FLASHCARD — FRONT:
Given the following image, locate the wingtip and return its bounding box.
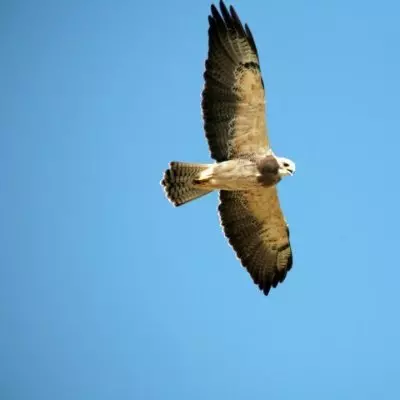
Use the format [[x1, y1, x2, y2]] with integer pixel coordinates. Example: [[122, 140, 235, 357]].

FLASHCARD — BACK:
[[218, 0, 229, 16], [256, 280, 271, 296], [210, 3, 219, 19]]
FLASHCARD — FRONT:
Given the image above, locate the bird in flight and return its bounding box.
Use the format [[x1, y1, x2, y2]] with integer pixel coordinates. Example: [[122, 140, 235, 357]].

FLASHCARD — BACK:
[[161, 1, 295, 296]]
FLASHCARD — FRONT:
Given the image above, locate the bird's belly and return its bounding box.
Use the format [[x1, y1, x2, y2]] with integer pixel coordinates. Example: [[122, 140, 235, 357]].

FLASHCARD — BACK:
[[198, 160, 261, 191]]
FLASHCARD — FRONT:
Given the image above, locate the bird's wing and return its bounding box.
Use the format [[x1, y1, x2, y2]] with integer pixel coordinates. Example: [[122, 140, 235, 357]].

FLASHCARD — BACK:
[[218, 189, 292, 296], [202, 1, 269, 162]]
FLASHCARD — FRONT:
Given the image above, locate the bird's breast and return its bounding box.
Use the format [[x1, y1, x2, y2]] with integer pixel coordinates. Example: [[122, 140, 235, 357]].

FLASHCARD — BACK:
[[198, 159, 264, 190]]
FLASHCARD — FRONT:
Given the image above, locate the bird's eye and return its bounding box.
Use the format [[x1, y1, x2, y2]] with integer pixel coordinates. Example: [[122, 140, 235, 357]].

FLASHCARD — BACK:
[[283, 162, 289, 167]]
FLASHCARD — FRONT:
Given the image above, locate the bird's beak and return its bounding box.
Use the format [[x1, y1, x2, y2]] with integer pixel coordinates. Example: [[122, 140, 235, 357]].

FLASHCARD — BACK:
[[287, 169, 294, 176]]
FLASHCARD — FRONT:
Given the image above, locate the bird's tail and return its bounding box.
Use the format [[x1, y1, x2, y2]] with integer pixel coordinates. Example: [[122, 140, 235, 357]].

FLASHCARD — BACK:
[[161, 161, 213, 206]]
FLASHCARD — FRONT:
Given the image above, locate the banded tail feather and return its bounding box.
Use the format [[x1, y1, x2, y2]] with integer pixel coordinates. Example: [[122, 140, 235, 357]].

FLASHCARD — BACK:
[[161, 162, 213, 206]]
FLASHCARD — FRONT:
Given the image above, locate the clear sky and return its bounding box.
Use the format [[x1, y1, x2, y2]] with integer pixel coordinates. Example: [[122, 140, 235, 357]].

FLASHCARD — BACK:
[[2, 0, 400, 399]]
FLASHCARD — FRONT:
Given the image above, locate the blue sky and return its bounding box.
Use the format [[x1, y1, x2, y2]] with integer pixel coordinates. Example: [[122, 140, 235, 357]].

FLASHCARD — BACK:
[[2, 0, 400, 398]]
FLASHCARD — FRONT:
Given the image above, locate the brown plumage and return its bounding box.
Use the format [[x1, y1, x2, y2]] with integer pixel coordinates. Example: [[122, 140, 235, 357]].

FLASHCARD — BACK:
[[219, 190, 292, 295], [161, 1, 295, 296], [202, 1, 268, 161], [162, 162, 212, 206]]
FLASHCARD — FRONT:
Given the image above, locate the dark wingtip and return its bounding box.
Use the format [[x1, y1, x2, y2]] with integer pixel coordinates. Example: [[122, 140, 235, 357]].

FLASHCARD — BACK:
[[208, 1, 259, 58], [210, 4, 219, 19], [244, 23, 259, 57], [262, 285, 271, 296]]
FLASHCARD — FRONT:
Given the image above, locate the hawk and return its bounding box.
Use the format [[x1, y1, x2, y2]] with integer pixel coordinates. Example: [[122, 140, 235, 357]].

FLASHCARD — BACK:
[[161, 1, 296, 296]]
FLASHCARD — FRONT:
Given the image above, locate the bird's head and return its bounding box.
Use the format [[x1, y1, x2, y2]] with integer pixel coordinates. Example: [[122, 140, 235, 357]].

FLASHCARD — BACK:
[[276, 156, 296, 177]]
